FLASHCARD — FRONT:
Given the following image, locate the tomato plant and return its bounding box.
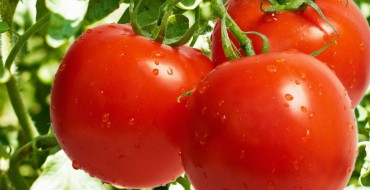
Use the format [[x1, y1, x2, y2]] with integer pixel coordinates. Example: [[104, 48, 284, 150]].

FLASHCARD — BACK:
[[182, 51, 358, 190], [1, 0, 370, 189], [50, 23, 213, 188], [211, 0, 370, 106]]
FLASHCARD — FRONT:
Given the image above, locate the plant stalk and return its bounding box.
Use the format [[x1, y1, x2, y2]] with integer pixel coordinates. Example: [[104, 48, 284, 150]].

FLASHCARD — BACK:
[[211, 0, 255, 56]]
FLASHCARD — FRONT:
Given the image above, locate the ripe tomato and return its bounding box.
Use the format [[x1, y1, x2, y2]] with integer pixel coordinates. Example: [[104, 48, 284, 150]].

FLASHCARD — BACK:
[[50, 23, 213, 188], [211, 0, 370, 106], [182, 51, 357, 190]]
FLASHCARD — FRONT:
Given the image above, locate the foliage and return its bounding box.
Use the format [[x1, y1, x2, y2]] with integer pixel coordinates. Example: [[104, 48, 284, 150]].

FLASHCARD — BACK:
[[0, 0, 369, 189]]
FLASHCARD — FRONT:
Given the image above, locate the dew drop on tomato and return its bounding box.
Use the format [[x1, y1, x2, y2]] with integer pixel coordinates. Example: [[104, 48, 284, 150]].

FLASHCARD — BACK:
[[265, 65, 278, 73], [128, 118, 135, 126], [72, 160, 81, 170], [300, 106, 308, 113], [299, 73, 306, 81], [153, 69, 159, 76], [285, 94, 294, 101], [167, 67, 173, 75]]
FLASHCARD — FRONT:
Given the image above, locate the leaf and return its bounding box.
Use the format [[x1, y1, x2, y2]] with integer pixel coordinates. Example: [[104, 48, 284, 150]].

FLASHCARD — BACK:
[[31, 151, 105, 190], [45, 0, 90, 48], [360, 142, 370, 186], [84, 0, 121, 25], [177, 0, 202, 10], [0, 22, 9, 34], [164, 14, 189, 44]]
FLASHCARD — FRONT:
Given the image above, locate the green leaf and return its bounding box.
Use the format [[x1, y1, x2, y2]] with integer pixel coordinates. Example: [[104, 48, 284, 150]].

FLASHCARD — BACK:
[[178, 0, 202, 10], [45, 0, 90, 48], [360, 142, 370, 186], [0, 22, 9, 34], [84, 0, 121, 25], [164, 14, 189, 44], [30, 151, 105, 190]]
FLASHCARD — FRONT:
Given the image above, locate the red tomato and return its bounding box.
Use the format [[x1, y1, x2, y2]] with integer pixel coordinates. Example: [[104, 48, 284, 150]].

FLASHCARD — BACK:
[[50, 23, 213, 188], [182, 51, 357, 190], [211, 0, 370, 106]]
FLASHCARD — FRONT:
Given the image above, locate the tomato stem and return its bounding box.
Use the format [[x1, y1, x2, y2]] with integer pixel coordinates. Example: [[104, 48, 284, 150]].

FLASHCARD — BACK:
[[2, 14, 50, 144], [311, 40, 337, 57], [8, 133, 60, 190], [261, 0, 337, 34], [153, 0, 181, 43], [244, 31, 270, 53], [211, 0, 256, 57]]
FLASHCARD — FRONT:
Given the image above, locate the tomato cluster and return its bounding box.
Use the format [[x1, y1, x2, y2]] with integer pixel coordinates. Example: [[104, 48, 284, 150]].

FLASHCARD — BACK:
[[50, 0, 369, 189]]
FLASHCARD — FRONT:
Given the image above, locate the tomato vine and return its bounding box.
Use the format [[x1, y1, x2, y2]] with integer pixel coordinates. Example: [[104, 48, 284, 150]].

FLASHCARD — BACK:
[[0, 0, 369, 190]]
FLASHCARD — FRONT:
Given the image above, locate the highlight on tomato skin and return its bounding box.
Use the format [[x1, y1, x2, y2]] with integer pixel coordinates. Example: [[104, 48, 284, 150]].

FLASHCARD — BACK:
[[182, 51, 358, 190], [50, 23, 214, 189], [211, 0, 370, 106]]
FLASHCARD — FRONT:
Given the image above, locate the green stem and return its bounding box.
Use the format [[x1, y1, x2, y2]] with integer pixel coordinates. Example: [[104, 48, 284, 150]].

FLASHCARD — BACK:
[[5, 76, 37, 143], [211, 0, 255, 56], [3, 14, 49, 143], [5, 14, 50, 69], [8, 134, 60, 190], [153, 0, 181, 43]]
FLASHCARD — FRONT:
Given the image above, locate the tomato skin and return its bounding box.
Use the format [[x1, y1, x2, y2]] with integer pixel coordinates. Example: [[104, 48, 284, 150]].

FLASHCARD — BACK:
[[182, 51, 357, 190], [211, 0, 370, 106], [50, 23, 213, 188]]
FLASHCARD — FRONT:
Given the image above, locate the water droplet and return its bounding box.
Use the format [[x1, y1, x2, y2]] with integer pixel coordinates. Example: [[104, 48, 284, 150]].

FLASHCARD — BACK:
[[285, 94, 294, 101], [301, 129, 310, 142], [263, 13, 278, 23], [102, 113, 111, 128], [128, 118, 135, 126], [275, 58, 285, 63], [309, 113, 315, 120], [85, 29, 92, 33], [295, 80, 301, 85], [198, 82, 209, 94], [293, 160, 299, 170], [220, 114, 227, 123], [100, 90, 104, 94], [265, 65, 278, 73], [153, 69, 159, 76], [301, 106, 308, 113], [72, 161, 81, 170], [58, 63, 66, 72], [154, 60, 160, 65], [167, 68, 173, 75], [299, 73, 306, 81], [346, 166, 352, 174], [283, 103, 290, 108], [359, 42, 365, 51], [201, 106, 207, 115], [218, 101, 225, 106], [240, 150, 246, 159], [349, 123, 355, 131], [153, 52, 163, 57]]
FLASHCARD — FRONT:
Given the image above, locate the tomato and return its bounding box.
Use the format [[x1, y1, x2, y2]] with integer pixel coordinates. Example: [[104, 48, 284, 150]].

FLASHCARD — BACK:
[[181, 51, 357, 190], [50, 23, 213, 188], [211, 0, 370, 106]]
